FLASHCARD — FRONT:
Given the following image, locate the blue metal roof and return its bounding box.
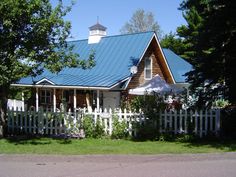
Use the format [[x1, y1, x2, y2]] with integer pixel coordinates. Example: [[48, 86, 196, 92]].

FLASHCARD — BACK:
[[16, 32, 192, 87], [162, 48, 192, 83], [17, 31, 154, 88]]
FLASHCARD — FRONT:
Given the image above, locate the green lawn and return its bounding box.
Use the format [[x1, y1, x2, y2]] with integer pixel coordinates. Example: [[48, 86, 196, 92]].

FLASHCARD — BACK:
[[0, 137, 235, 155]]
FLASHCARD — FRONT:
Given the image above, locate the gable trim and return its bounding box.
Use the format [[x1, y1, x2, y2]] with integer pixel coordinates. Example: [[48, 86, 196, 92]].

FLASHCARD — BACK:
[[36, 78, 55, 85], [125, 33, 175, 88], [153, 34, 175, 84], [109, 77, 130, 89]]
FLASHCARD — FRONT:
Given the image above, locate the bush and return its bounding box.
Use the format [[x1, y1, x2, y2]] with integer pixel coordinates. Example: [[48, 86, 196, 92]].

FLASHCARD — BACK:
[[111, 116, 128, 139], [134, 121, 158, 141], [221, 106, 236, 138], [81, 115, 105, 138]]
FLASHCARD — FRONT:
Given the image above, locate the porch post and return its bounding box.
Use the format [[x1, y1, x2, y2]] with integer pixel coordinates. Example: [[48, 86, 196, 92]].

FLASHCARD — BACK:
[[96, 90, 100, 110], [53, 88, 56, 112], [21, 92, 24, 111], [73, 89, 76, 110], [36, 87, 39, 111]]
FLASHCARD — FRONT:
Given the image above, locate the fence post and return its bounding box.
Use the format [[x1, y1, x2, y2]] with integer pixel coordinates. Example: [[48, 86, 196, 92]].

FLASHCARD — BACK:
[[205, 109, 208, 136], [194, 110, 198, 135], [215, 109, 221, 135], [210, 109, 213, 131], [184, 110, 187, 133], [199, 110, 203, 138], [159, 110, 162, 133], [174, 110, 177, 134], [45, 109, 49, 134], [109, 108, 112, 135], [94, 108, 98, 124], [179, 109, 183, 133]]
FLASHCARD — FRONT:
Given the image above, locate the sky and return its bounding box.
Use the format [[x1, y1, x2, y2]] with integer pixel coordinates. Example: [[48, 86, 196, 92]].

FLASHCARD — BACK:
[[52, 0, 186, 40]]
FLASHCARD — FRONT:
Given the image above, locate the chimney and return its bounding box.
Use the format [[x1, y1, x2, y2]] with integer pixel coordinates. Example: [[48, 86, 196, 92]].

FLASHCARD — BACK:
[[88, 22, 107, 44]]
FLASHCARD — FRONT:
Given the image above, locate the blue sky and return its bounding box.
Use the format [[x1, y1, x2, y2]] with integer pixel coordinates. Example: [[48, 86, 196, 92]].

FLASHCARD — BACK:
[[53, 0, 185, 40]]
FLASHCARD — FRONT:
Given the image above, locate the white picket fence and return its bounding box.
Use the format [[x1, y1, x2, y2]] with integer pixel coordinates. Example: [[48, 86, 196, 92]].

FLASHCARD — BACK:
[[159, 109, 221, 137], [7, 107, 220, 137]]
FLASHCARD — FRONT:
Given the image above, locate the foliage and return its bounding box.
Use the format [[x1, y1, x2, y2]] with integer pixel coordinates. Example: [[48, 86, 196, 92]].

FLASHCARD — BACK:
[[212, 99, 230, 109], [93, 120, 105, 139], [177, 0, 236, 106], [120, 9, 162, 39], [160, 32, 186, 56], [221, 106, 236, 138], [134, 121, 158, 141], [0, 0, 95, 135], [111, 115, 128, 139], [81, 115, 105, 138]]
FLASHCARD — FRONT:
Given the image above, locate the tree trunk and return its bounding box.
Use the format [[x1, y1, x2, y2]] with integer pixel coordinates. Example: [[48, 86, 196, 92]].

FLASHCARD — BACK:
[[0, 85, 9, 137]]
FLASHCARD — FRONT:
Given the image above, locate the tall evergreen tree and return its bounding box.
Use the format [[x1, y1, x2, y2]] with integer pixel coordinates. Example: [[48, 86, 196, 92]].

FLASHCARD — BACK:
[[178, 0, 236, 107], [160, 32, 186, 56]]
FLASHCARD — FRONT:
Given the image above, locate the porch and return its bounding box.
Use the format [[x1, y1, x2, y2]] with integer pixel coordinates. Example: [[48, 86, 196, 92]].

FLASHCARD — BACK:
[[22, 87, 121, 112]]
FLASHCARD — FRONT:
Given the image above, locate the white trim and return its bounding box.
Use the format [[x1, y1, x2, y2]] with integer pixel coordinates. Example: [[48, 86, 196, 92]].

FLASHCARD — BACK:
[[144, 57, 152, 80], [136, 34, 154, 66], [153, 34, 175, 84], [21, 92, 24, 111], [11, 84, 110, 90], [53, 88, 56, 112], [36, 88, 39, 111], [36, 78, 55, 85], [109, 77, 130, 89], [96, 90, 100, 110], [125, 33, 175, 88], [124, 77, 132, 90], [73, 89, 76, 109]]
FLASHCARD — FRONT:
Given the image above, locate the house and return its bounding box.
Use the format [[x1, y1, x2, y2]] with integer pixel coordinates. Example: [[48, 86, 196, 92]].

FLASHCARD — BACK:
[[11, 23, 192, 111]]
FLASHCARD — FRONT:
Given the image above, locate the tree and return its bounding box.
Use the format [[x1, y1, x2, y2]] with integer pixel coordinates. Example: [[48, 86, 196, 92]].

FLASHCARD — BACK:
[[0, 0, 92, 136], [177, 0, 236, 107], [160, 32, 186, 56], [120, 9, 162, 39]]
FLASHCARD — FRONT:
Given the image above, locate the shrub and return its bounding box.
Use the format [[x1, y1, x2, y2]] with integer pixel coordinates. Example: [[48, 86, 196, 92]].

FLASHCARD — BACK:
[[111, 116, 128, 139], [93, 120, 105, 138], [81, 115, 105, 138], [134, 121, 159, 141], [221, 106, 236, 138]]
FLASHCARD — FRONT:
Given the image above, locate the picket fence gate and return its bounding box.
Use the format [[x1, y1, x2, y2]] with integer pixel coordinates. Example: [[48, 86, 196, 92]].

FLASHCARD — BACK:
[[7, 107, 220, 137]]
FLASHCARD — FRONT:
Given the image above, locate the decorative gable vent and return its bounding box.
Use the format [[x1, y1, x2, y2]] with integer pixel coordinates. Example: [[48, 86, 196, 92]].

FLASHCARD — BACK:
[[88, 22, 107, 44]]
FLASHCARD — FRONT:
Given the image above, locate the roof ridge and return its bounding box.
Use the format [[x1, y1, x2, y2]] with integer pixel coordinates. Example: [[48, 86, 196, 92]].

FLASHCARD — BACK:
[[102, 31, 155, 39], [67, 31, 155, 43]]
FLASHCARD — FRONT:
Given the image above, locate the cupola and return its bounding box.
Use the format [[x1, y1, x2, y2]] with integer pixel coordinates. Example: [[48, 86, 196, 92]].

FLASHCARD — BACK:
[[88, 22, 107, 44]]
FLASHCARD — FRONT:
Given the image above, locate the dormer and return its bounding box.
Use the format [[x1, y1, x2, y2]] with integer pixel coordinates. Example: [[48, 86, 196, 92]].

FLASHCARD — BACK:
[[88, 22, 107, 44]]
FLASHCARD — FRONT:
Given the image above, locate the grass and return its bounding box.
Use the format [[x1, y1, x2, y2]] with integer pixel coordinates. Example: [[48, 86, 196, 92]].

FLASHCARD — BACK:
[[0, 136, 236, 155]]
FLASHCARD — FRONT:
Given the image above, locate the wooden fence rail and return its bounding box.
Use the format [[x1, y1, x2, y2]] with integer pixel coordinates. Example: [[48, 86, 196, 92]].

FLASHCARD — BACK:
[[7, 107, 220, 137]]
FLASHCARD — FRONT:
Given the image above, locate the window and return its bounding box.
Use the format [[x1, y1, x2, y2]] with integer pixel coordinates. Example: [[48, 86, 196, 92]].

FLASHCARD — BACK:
[[144, 57, 152, 80], [40, 90, 52, 104]]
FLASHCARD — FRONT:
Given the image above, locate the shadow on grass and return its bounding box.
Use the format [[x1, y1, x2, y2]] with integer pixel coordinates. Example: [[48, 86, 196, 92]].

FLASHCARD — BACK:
[[182, 138, 236, 152], [6, 135, 72, 145], [131, 133, 236, 152]]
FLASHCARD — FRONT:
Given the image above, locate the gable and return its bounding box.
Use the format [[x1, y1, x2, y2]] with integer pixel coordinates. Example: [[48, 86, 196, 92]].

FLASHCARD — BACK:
[[127, 35, 175, 90]]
